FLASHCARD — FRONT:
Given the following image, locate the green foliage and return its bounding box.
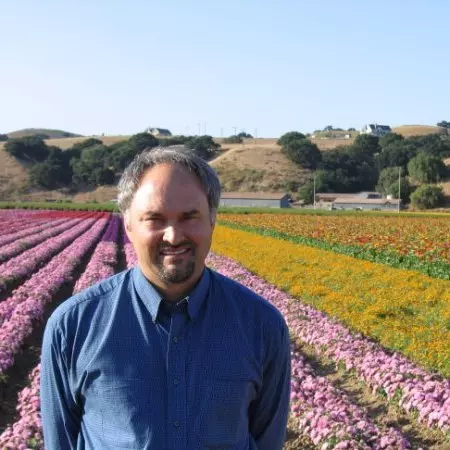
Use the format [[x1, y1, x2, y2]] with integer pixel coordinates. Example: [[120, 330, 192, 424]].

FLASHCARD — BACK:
[[127, 133, 159, 152], [318, 147, 378, 192], [237, 132, 253, 139], [410, 184, 445, 210], [158, 135, 191, 147], [0, 201, 116, 211], [69, 138, 103, 152], [376, 140, 418, 172], [437, 120, 450, 129], [72, 144, 115, 187], [376, 167, 404, 194], [407, 152, 448, 183], [223, 135, 243, 144], [282, 139, 322, 169], [277, 131, 306, 147], [387, 178, 414, 204], [185, 135, 220, 160], [4, 136, 49, 162], [0, 134, 8, 141], [352, 134, 381, 156], [379, 133, 404, 149]]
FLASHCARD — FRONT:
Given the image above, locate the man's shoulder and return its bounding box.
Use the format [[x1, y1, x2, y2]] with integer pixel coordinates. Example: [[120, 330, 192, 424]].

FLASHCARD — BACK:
[[210, 269, 287, 329], [46, 269, 132, 330]]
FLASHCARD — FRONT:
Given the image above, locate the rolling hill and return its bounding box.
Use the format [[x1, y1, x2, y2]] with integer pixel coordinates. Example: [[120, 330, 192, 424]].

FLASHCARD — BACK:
[[0, 125, 448, 203], [6, 128, 83, 139]]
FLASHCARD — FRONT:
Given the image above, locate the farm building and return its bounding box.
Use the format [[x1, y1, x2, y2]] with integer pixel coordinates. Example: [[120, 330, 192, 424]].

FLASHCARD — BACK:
[[219, 192, 291, 208], [360, 124, 392, 137], [145, 127, 172, 137], [315, 193, 356, 209], [316, 192, 401, 211]]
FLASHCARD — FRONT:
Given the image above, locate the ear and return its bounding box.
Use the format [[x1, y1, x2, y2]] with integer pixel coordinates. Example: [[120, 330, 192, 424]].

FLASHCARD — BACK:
[[124, 211, 133, 236]]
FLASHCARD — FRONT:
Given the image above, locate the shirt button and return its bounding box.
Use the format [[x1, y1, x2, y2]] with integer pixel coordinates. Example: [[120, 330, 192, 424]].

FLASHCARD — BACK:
[[173, 336, 179, 343], [174, 421, 180, 428]]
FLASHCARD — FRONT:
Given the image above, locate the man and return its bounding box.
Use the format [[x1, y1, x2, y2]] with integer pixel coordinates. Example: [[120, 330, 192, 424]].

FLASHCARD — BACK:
[[41, 147, 291, 450]]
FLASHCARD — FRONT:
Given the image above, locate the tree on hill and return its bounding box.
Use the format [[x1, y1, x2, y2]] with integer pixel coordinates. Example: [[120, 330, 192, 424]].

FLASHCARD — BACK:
[[297, 170, 328, 204], [69, 138, 103, 152], [437, 120, 450, 129], [375, 140, 418, 172], [318, 146, 378, 192], [185, 135, 220, 160], [237, 132, 253, 139], [127, 133, 159, 153], [387, 178, 414, 204], [282, 139, 322, 170], [407, 152, 448, 183], [72, 144, 115, 187], [410, 185, 445, 209], [4, 136, 49, 162], [223, 135, 243, 144], [352, 134, 380, 156], [379, 132, 403, 149], [408, 134, 450, 158], [0, 134, 8, 142], [277, 131, 306, 147]]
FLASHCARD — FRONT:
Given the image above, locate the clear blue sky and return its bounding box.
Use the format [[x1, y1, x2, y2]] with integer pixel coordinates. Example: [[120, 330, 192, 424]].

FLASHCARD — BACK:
[[1, 0, 449, 137]]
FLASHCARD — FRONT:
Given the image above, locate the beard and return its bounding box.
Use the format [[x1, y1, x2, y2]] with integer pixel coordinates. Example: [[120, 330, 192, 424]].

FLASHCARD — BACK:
[[155, 243, 196, 284]]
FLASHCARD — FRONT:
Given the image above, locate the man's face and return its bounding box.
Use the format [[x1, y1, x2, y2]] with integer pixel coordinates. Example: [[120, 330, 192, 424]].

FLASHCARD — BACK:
[[125, 163, 215, 295]]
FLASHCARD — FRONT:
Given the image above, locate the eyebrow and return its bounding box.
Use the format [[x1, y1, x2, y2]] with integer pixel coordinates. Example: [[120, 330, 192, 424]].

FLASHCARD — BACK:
[[142, 209, 200, 217]]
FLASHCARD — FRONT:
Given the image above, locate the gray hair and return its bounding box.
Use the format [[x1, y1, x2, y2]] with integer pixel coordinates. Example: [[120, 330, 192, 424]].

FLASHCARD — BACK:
[[117, 146, 221, 221]]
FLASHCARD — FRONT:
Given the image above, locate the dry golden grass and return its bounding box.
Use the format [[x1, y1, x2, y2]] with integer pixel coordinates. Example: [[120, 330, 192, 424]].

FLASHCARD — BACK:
[[45, 135, 129, 150], [211, 144, 310, 193], [311, 137, 355, 150], [393, 125, 447, 137], [0, 143, 30, 199]]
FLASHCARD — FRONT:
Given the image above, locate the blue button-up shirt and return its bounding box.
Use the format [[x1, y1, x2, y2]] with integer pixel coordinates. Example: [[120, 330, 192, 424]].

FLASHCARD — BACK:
[[41, 267, 291, 450]]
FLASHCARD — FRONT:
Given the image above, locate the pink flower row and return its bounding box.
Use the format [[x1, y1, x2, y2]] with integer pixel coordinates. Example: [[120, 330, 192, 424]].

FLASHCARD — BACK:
[[0, 217, 70, 248], [0, 218, 108, 376], [290, 347, 409, 449], [0, 217, 81, 263], [206, 253, 450, 437], [0, 217, 49, 236], [0, 365, 42, 450], [0, 218, 96, 295], [124, 242, 138, 268], [0, 221, 120, 450]]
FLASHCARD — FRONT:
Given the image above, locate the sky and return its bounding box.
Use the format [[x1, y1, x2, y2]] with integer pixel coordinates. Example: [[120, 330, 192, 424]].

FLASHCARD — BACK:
[[1, 0, 449, 138]]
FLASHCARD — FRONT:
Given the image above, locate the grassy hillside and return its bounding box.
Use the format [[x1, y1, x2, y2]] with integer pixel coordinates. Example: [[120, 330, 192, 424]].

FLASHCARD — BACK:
[[393, 125, 447, 137], [7, 128, 83, 139]]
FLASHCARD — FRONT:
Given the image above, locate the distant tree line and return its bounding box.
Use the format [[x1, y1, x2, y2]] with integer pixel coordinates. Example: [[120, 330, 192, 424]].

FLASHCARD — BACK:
[[278, 131, 450, 209], [437, 120, 450, 129], [3, 133, 221, 191]]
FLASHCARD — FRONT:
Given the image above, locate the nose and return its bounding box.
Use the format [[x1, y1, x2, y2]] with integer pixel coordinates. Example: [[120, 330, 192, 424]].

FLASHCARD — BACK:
[[162, 224, 184, 246]]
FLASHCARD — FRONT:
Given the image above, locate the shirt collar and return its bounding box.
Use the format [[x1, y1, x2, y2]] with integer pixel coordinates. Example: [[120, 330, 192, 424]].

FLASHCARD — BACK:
[[132, 266, 210, 323]]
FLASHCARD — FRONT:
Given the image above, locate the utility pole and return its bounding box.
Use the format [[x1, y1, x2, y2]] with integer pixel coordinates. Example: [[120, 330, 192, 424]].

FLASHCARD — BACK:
[[233, 126, 237, 136], [220, 127, 223, 138], [197, 123, 201, 136], [204, 123, 207, 135], [313, 173, 316, 210]]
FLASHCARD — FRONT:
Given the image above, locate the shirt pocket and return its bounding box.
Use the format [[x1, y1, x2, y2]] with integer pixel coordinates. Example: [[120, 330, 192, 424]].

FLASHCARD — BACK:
[[204, 377, 254, 449], [89, 378, 151, 449]]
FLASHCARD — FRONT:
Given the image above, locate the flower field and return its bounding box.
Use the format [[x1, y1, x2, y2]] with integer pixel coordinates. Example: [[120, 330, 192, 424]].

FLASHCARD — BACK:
[[0, 209, 449, 449], [219, 213, 450, 280]]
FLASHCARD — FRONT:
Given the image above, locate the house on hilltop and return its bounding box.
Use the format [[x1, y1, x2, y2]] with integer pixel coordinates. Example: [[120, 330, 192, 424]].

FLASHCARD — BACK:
[[219, 192, 291, 208], [360, 124, 392, 137], [145, 127, 172, 137]]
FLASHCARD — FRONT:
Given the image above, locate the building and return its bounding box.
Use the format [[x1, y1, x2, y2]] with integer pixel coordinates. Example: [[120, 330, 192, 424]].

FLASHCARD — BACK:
[[219, 192, 291, 208], [333, 197, 401, 211], [360, 124, 392, 137], [315, 191, 400, 211], [315, 193, 356, 209], [145, 127, 172, 137]]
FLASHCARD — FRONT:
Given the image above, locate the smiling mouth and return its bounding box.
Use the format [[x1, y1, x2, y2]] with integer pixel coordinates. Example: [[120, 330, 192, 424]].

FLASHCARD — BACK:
[[160, 247, 191, 256]]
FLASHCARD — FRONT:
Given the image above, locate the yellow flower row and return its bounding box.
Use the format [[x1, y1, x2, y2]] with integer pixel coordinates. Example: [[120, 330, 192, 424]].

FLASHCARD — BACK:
[[212, 225, 450, 376], [218, 213, 450, 263]]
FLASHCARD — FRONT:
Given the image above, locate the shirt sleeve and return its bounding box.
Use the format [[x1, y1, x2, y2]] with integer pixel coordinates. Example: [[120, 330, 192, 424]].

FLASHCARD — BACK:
[[249, 319, 291, 450], [40, 320, 81, 450]]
